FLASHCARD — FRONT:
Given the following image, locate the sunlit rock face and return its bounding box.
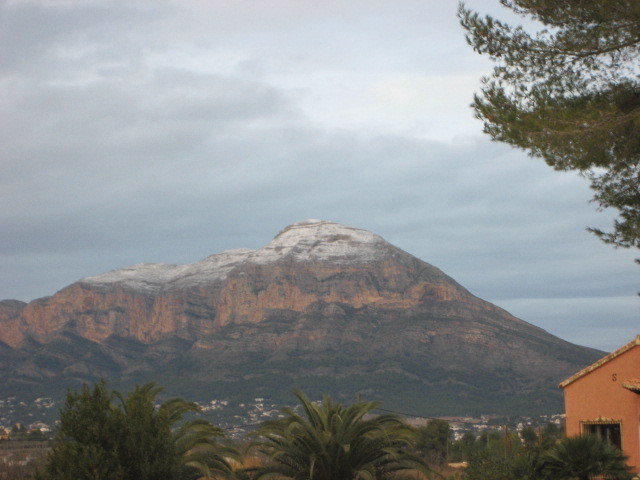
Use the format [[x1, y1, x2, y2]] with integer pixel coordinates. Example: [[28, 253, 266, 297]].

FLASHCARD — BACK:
[[0, 220, 603, 415], [1, 220, 488, 346]]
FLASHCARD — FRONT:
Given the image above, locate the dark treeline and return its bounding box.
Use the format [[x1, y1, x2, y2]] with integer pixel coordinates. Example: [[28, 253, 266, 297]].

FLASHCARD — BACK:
[[1, 381, 630, 480]]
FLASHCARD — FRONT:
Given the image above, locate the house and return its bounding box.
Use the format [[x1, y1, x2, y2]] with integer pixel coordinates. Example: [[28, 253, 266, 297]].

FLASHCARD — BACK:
[[559, 335, 640, 472]]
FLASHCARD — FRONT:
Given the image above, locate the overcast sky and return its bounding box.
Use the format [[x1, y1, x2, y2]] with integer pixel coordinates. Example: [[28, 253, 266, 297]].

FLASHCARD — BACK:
[[1, 0, 637, 353]]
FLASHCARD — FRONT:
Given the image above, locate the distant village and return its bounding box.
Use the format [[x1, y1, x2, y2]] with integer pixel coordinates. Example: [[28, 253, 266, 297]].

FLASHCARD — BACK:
[[0, 394, 564, 441]]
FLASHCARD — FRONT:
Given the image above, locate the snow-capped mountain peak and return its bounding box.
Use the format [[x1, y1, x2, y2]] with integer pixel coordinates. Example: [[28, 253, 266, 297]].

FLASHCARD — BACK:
[[81, 221, 391, 291], [247, 219, 388, 264]]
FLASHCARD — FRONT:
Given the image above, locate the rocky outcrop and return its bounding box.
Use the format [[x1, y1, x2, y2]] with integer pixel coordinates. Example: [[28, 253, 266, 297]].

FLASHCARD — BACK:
[[0, 220, 603, 415], [0, 300, 27, 347], [0, 221, 491, 347]]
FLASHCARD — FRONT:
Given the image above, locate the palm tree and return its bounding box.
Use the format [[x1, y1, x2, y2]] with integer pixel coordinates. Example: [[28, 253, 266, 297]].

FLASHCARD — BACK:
[[249, 390, 430, 480], [173, 416, 240, 480], [541, 434, 632, 480], [116, 383, 240, 480]]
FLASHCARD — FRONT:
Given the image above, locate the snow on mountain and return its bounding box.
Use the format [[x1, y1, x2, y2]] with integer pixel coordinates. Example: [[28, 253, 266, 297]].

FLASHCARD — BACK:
[[81, 220, 392, 292], [247, 219, 388, 264], [81, 248, 254, 292]]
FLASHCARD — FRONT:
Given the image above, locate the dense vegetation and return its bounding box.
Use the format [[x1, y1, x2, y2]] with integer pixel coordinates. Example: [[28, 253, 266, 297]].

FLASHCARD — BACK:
[[36, 381, 238, 480], [8, 382, 630, 480], [462, 431, 631, 480], [249, 390, 429, 480]]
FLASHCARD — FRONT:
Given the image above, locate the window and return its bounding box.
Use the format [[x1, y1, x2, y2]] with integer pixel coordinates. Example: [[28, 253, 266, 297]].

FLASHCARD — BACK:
[[581, 422, 622, 450]]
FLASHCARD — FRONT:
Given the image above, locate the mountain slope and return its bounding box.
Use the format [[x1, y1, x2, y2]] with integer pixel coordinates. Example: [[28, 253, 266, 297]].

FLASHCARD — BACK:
[[0, 220, 602, 416]]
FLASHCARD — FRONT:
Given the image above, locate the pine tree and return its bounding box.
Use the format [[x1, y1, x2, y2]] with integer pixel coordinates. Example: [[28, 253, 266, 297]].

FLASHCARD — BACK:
[[38, 381, 237, 480], [414, 419, 452, 464], [459, 0, 640, 249], [38, 381, 127, 480]]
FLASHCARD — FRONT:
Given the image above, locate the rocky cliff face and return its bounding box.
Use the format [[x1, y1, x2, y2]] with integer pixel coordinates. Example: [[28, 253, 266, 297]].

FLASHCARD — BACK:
[[0, 220, 603, 415], [0, 220, 488, 347]]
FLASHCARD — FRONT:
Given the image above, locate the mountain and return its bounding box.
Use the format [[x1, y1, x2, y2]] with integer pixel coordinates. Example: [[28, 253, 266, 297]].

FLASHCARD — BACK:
[[0, 220, 603, 417]]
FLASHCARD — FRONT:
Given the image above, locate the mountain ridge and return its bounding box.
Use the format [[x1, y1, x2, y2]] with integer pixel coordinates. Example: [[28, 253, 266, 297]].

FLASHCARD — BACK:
[[0, 220, 603, 416], [79, 220, 413, 291]]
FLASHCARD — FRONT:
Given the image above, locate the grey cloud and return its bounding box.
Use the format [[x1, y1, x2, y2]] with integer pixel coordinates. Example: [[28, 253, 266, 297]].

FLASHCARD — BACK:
[[0, 1, 165, 76]]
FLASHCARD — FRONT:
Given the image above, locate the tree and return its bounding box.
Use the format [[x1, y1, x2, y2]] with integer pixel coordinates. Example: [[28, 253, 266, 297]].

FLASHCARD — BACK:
[[541, 434, 632, 480], [459, 0, 640, 249], [414, 419, 452, 464], [10, 423, 28, 440], [520, 426, 538, 448], [111, 383, 182, 480], [458, 426, 547, 480], [520, 423, 562, 450], [39, 381, 126, 480], [449, 431, 478, 461], [38, 381, 237, 480], [170, 409, 239, 479], [464, 451, 515, 480], [539, 422, 563, 448], [250, 390, 430, 480]]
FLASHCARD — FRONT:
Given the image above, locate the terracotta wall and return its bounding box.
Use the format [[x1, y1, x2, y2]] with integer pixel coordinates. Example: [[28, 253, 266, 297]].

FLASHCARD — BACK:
[[563, 346, 640, 472]]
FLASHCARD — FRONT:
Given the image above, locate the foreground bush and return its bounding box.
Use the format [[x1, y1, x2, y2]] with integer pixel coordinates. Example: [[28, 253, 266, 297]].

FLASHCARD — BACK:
[[542, 434, 632, 480], [465, 433, 632, 480]]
